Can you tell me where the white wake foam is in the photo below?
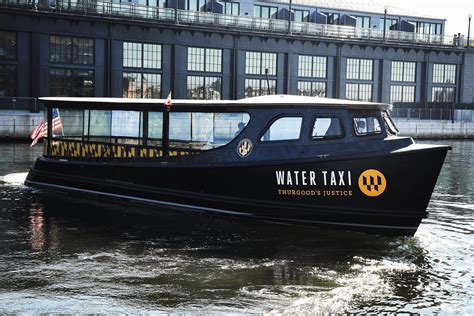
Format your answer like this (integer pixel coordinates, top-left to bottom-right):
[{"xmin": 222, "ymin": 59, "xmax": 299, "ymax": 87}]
[{"xmin": 1, "ymin": 172, "xmax": 28, "ymax": 185}]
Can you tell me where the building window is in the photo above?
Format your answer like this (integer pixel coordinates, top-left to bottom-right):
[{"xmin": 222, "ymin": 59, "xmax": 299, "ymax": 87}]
[
  {"xmin": 0, "ymin": 31, "xmax": 16, "ymax": 60},
  {"xmin": 138, "ymin": 0, "xmax": 166, "ymax": 6},
  {"xmin": 245, "ymin": 51, "xmax": 277, "ymax": 76},
  {"xmin": 123, "ymin": 72, "xmax": 161, "ymax": 98},
  {"xmin": 293, "ymin": 9, "xmax": 310, "ymax": 22},
  {"xmin": 123, "ymin": 42, "xmax": 142, "ymax": 68},
  {"xmin": 297, "ymin": 82, "xmax": 326, "ymax": 97},
  {"xmin": 187, "ymin": 47, "xmax": 222, "ymax": 73},
  {"xmin": 354, "ymin": 16, "xmax": 370, "ymax": 28},
  {"xmin": 346, "ymin": 83, "xmax": 372, "ymax": 102},
  {"xmin": 224, "ymin": 2, "xmax": 239, "ymax": 15},
  {"xmin": 298, "ymin": 55, "xmax": 326, "ymax": 78},
  {"xmin": 346, "ymin": 58, "xmax": 373, "ymax": 101},
  {"xmin": 391, "ymin": 61, "xmax": 416, "ymax": 82},
  {"xmin": 158, "ymin": 0, "xmax": 167, "ymax": 8},
  {"xmin": 187, "ymin": 76, "xmax": 221, "ymax": 100},
  {"xmin": 245, "ymin": 79, "xmax": 276, "ymax": 97},
  {"xmin": 0, "ymin": 65, "xmax": 16, "ymax": 96},
  {"xmin": 323, "ymin": 12, "xmax": 339, "ymax": 25},
  {"xmin": 254, "ymin": 5, "xmax": 278, "ymax": 19},
  {"xmin": 50, "ymin": 36, "xmax": 94, "ymax": 65},
  {"xmin": 433, "ymin": 64, "xmax": 456, "ymax": 84},
  {"xmin": 410, "ymin": 21, "xmax": 442, "ymax": 35},
  {"xmin": 123, "ymin": 42, "xmax": 162, "ymax": 69},
  {"xmin": 50, "ymin": 68, "xmax": 94, "ymax": 97},
  {"xmin": 432, "ymin": 64, "xmax": 456, "ymax": 102},
  {"xmin": 143, "ymin": 44, "xmax": 162, "ymax": 69},
  {"xmin": 187, "ymin": 47, "xmax": 222, "ymax": 100},
  {"xmin": 347, "ymin": 58, "xmax": 373, "ymax": 80},
  {"xmin": 390, "ymin": 61, "xmax": 416, "ymax": 103},
  {"xmin": 245, "ymin": 51, "xmax": 277, "ymax": 97},
  {"xmin": 123, "ymin": 42, "xmax": 162, "ymax": 98},
  {"xmin": 297, "ymin": 55, "xmax": 327, "ymax": 97},
  {"xmin": 379, "ymin": 18, "xmax": 397, "ymax": 30},
  {"xmin": 188, "ymin": 0, "xmax": 206, "ymax": 12},
  {"xmin": 390, "ymin": 85, "xmax": 415, "ymax": 103},
  {"xmin": 432, "ymin": 87, "xmax": 455, "ymax": 102}
]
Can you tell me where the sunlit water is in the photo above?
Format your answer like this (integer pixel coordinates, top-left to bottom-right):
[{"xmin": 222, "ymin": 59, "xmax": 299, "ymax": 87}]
[{"xmin": 0, "ymin": 141, "xmax": 472, "ymax": 313}]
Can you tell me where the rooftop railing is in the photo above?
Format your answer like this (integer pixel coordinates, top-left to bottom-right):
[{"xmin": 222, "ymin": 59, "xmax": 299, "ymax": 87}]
[
  {"xmin": 0, "ymin": 0, "xmax": 467, "ymax": 47},
  {"xmin": 391, "ymin": 108, "xmax": 474, "ymax": 122}
]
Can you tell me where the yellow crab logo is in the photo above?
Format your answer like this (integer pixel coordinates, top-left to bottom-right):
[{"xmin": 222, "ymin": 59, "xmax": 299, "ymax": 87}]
[
  {"xmin": 237, "ymin": 138, "xmax": 253, "ymax": 157},
  {"xmin": 358, "ymin": 169, "xmax": 386, "ymax": 197}
]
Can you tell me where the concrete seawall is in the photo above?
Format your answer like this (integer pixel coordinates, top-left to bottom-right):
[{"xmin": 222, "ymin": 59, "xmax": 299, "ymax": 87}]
[
  {"xmin": 393, "ymin": 119, "xmax": 474, "ymax": 139},
  {"xmin": 0, "ymin": 113, "xmax": 473, "ymax": 140},
  {"xmin": 0, "ymin": 113, "xmax": 43, "ymax": 140}
]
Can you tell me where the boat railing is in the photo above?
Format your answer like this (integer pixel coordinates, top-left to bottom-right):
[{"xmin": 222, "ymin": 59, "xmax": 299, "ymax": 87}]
[{"xmin": 45, "ymin": 138, "xmax": 195, "ymax": 159}]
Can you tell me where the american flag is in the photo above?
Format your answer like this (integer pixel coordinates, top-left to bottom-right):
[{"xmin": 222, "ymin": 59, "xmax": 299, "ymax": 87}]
[{"xmin": 30, "ymin": 108, "xmax": 63, "ymax": 147}]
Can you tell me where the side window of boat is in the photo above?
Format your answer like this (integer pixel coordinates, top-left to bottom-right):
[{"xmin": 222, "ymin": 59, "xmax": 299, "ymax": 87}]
[
  {"xmin": 86, "ymin": 110, "xmax": 142, "ymax": 144},
  {"xmin": 312, "ymin": 117, "xmax": 343, "ymax": 140},
  {"xmin": 169, "ymin": 112, "xmax": 250, "ymax": 151},
  {"xmin": 261, "ymin": 117, "xmax": 303, "ymax": 141},
  {"xmin": 148, "ymin": 112, "xmax": 163, "ymax": 146},
  {"xmin": 50, "ymin": 108, "xmax": 84, "ymax": 140},
  {"xmin": 353, "ymin": 116, "xmax": 382, "ymax": 136}
]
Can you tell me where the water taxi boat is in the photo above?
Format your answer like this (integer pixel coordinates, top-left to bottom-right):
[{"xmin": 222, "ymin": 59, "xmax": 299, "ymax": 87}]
[{"xmin": 25, "ymin": 95, "xmax": 450, "ymax": 236}]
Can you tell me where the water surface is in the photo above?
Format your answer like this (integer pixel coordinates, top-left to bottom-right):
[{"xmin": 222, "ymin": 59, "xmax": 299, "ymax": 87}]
[{"xmin": 0, "ymin": 141, "xmax": 473, "ymax": 313}]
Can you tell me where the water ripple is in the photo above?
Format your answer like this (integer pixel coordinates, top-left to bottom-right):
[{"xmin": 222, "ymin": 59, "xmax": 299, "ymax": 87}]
[{"xmin": 0, "ymin": 141, "xmax": 473, "ymax": 313}]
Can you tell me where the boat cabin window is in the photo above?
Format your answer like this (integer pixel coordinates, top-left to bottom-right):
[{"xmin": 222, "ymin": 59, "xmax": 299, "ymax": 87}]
[
  {"xmin": 53, "ymin": 109, "xmax": 83, "ymax": 138},
  {"xmin": 85, "ymin": 110, "xmax": 143, "ymax": 144},
  {"xmin": 148, "ymin": 112, "xmax": 163, "ymax": 146},
  {"xmin": 170, "ymin": 112, "xmax": 250, "ymax": 151},
  {"xmin": 312, "ymin": 117, "xmax": 343, "ymax": 139},
  {"xmin": 47, "ymin": 107, "xmax": 248, "ymax": 153},
  {"xmin": 87, "ymin": 110, "xmax": 112, "ymax": 138},
  {"xmin": 261, "ymin": 117, "xmax": 302, "ymax": 141},
  {"xmin": 382, "ymin": 111, "xmax": 399, "ymax": 136},
  {"xmin": 52, "ymin": 108, "xmax": 146, "ymax": 144},
  {"xmin": 353, "ymin": 116, "xmax": 382, "ymax": 136}
]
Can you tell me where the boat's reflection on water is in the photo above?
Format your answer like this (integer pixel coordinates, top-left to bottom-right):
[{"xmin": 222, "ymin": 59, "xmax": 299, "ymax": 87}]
[
  {"xmin": 28, "ymin": 204, "xmax": 45, "ymax": 251},
  {"xmin": 24, "ymin": 191, "xmax": 431, "ymax": 313}
]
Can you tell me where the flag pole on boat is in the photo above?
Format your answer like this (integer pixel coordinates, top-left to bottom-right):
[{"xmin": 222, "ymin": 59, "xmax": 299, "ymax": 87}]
[{"xmin": 163, "ymin": 91, "xmax": 172, "ymax": 156}]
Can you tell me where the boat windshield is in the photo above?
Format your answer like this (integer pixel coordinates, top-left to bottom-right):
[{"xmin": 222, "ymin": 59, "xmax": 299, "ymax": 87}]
[
  {"xmin": 382, "ymin": 111, "xmax": 400, "ymax": 136},
  {"xmin": 353, "ymin": 116, "xmax": 382, "ymax": 136}
]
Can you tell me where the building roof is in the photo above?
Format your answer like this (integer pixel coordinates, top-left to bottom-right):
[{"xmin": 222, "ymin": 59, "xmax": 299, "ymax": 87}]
[{"xmin": 267, "ymin": 0, "xmax": 445, "ymax": 20}]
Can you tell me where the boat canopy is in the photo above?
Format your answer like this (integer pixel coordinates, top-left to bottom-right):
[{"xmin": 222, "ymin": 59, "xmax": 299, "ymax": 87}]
[{"xmin": 39, "ymin": 95, "xmax": 392, "ymax": 111}]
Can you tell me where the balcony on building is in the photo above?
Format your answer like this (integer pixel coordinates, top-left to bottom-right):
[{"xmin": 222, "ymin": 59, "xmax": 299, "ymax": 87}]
[{"xmin": 0, "ymin": 0, "xmax": 467, "ymax": 47}]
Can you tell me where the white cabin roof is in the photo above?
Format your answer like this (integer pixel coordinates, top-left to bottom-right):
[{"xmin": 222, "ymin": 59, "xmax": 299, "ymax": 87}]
[
  {"xmin": 39, "ymin": 95, "xmax": 389, "ymax": 107},
  {"xmin": 39, "ymin": 95, "xmax": 392, "ymax": 111}
]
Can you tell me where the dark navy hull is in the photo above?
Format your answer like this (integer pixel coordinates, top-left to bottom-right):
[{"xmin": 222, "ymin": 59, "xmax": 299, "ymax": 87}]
[{"xmin": 25, "ymin": 143, "xmax": 449, "ymax": 236}]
